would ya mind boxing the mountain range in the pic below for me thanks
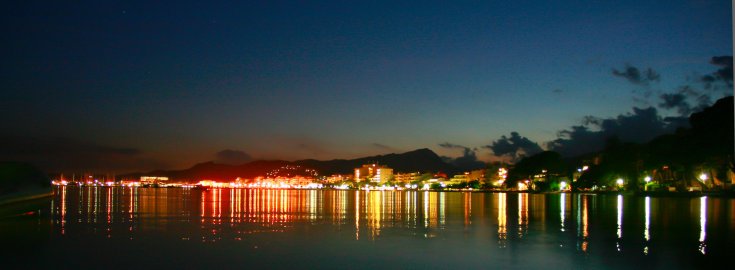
[131,148,458,182]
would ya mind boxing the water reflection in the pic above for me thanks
[699,196,707,254]
[464,192,471,227]
[497,193,507,247]
[42,186,734,265]
[616,195,623,251]
[367,190,382,238]
[560,193,565,232]
[644,196,651,255]
[577,194,590,253]
[355,190,360,240]
[60,186,66,234]
[518,193,528,238]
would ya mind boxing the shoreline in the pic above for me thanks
[0,188,53,206]
[52,185,735,198]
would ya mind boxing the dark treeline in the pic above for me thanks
[506,96,734,191]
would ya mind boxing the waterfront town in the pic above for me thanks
[47,94,734,194]
[50,160,734,194]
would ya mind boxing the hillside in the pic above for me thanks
[131,148,457,182]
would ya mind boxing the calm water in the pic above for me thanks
[1,186,734,269]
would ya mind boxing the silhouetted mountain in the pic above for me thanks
[295,148,457,175]
[135,160,291,182]
[127,148,457,182]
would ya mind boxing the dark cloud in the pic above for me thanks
[371,143,396,152]
[611,64,663,106]
[551,56,732,158]
[215,149,252,165]
[438,142,465,149]
[659,93,691,115]
[438,142,485,171]
[618,57,733,117]
[692,94,712,112]
[701,56,733,90]
[656,85,716,117]
[484,132,543,162]
[612,65,660,86]
[0,136,166,173]
[548,107,687,157]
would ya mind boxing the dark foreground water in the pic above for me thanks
[1,186,734,269]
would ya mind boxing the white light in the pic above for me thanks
[699,173,708,181]
[644,176,651,183]
[560,181,567,190]
[616,178,624,185]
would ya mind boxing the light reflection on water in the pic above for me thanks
[3,186,734,269]
[699,196,707,254]
[616,194,623,252]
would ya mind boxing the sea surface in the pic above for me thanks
[1,186,734,269]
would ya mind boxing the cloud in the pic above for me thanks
[215,149,252,165]
[552,89,563,94]
[0,136,167,173]
[701,56,733,90]
[550,56,732,158]
[438,142,465,149]
[656,85,711,116]
[655,56,733,117]
[438,142,485,171]
[612,65,660,86]
[548,107,687,157]
[618,57,732,118]
[484,132,543,162]
[371,143,397,152]
[659,93,691,115]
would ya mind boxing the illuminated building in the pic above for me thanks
[140,176,169,185]
[354,164,393,183]
[467,169,485,181]
[325,174,352,184]
[449,174,470,184]
[394,172,420,183]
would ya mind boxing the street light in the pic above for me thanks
[616,178,624,186]
[699,173,708,182]
[644,176,651,183]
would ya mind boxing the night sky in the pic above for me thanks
[1,1,732,173]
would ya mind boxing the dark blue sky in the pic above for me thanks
[1,1,732,172]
